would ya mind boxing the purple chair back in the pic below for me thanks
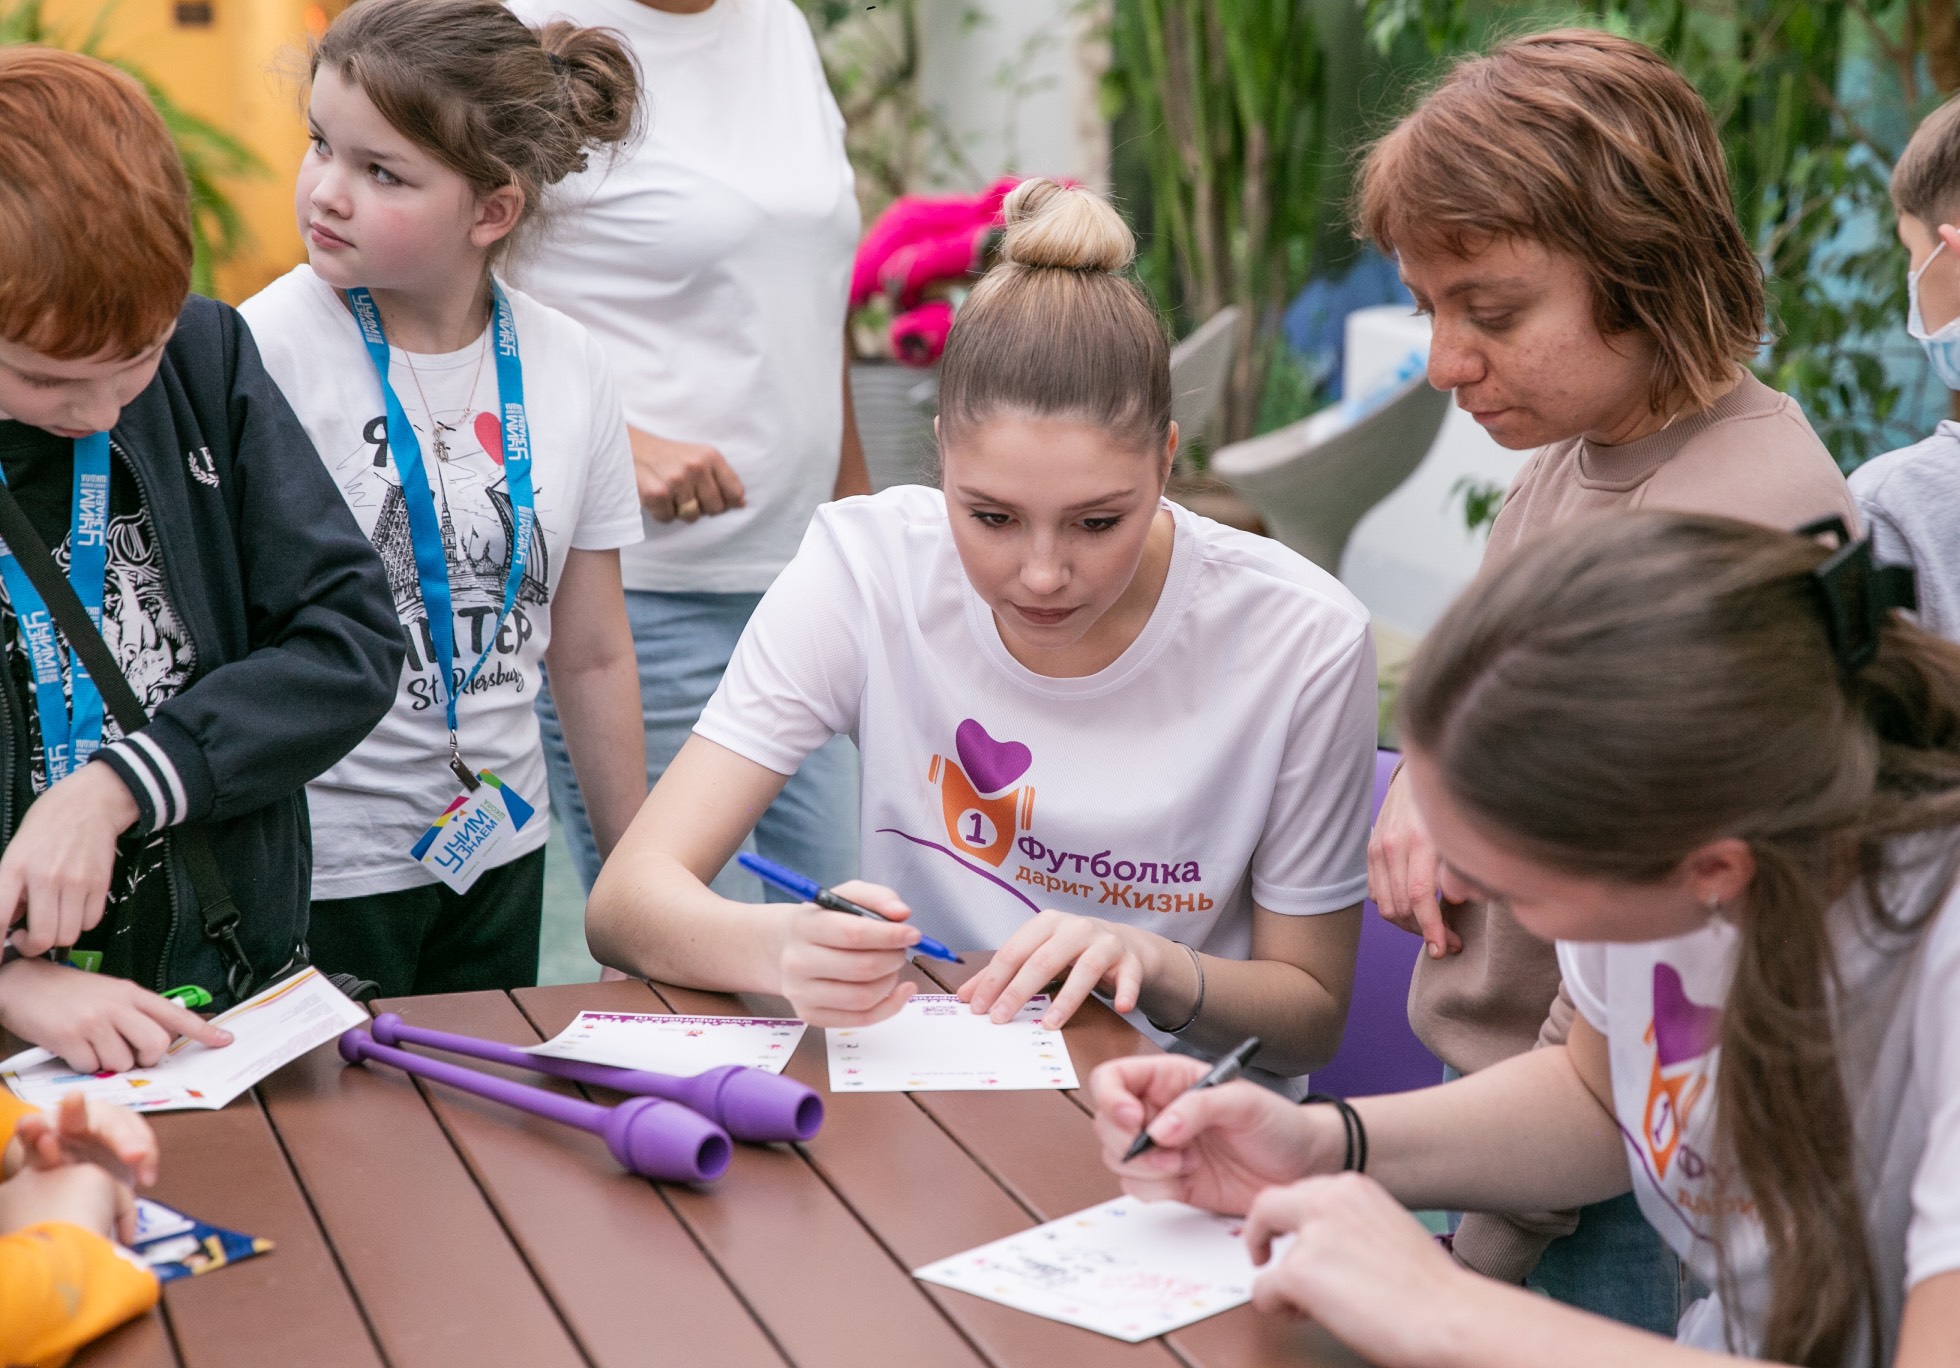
[1305,749,1443,1098]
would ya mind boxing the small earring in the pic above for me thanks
[1703,893,1725,919]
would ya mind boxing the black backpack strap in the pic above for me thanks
[0,477,256,998]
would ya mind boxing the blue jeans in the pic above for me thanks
[536,588,859,900]
[1527,1192,1693,1334]
[1441,1066,1688,1335]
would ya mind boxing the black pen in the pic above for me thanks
[1123,1036,1261,1161]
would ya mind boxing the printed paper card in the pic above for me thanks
[914,1196,1264,1342]
[826,994,1080,1092]
[525,1012,805,1076]
[131,1198,274,1282]
[1,968,366,1112]
[411,771,533,895]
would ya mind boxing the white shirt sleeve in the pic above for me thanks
[570,333,645,552]
[692,508,867,776]
[1908,898,1960,1288]
[1248,622,1376,915]
[1556,941,1611,1034]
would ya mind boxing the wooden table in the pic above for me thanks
[70,956,1362,1368]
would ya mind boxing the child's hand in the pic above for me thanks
[0,761,140,958]
[956,909,1157,1028]
[0,1162,138,1245]
[15,1093,159,1188]
[774,880,919,1027]
[0,957,232,1074]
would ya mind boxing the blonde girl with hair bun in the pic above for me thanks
[590,179,1380,1078]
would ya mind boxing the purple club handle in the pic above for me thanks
[369,1012,824,1143]
[338,1028,731,1183]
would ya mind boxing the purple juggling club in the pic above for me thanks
[337,1028,733,1183]
[367,1013,824,1144]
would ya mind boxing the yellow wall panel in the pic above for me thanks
[38,0,346,302]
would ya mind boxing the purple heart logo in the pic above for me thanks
[1650,963,1722,1069]
[955,718,1032,796]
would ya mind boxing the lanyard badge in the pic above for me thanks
[348,286,538,891]
[0,432,112,786]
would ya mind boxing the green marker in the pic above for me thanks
[162,984,213,1010]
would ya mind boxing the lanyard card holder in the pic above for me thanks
[348,284,539,895]
[0,477,260,1002]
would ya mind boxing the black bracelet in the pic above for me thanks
[1303,1092,1367,1173]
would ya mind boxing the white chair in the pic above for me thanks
[1168,306,1240,465]
[1210,370,1449,573]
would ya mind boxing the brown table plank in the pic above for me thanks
[385,989,786,1368]
[854,958,1368,1368]
[650,980,1185,1368]
[515,981,991,1368]
[65,1304,176,1368]
[259,1032,585,1368]
[145,1099,384,1368]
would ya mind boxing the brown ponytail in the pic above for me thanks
[312,0,641,252]
[1399,511,1960,1366]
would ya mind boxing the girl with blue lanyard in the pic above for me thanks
[241,0,648,996]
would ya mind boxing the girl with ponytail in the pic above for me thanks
[239,0,649,996]
[590,180,1378,1080]
[1092,510,1960,1366]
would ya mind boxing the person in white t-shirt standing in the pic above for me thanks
[586,181,1378,1078]
[507,0,865,901]
[240,0,648,997]
[1091,512,1960,1367]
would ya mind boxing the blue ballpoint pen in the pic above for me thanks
[737,852,964,964]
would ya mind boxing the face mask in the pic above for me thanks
[1907,239,1960,390]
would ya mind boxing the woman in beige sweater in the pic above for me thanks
[1359,29,1854,1329]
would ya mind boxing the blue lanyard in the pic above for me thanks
[0,432,111,785]
[347,285,536,788]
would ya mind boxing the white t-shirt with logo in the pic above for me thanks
[240,266,642,897]
[695,486,1377,1029]
[1559,837,1960,1364]
[506,0,859,594]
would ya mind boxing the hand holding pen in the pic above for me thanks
[739,854,962,962]
[739,853,964,1028]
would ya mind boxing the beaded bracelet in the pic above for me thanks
[1302,1092,1368,1173]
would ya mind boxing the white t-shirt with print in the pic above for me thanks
[506,0,859,595]
[1559,838,1960,1364]
[696,486,1377,1036]
[240,266,642,897]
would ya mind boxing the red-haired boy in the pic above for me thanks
[0,51,401,1061]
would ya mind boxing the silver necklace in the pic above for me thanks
[399,327,490,462]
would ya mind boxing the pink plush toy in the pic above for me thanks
[849,177,1019,312]
[890,299,955,366]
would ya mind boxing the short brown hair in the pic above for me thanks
[1356,29,1763,415]
[313,0,640,254]
[1892,93,1960,227]
[937,179,1170,452]
[0,48,191,360]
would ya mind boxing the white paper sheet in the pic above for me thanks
[914,1197,1265,1342]
[524,1012,804,1076]
[826,994,1080,1092]
[1,968,366,1112]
